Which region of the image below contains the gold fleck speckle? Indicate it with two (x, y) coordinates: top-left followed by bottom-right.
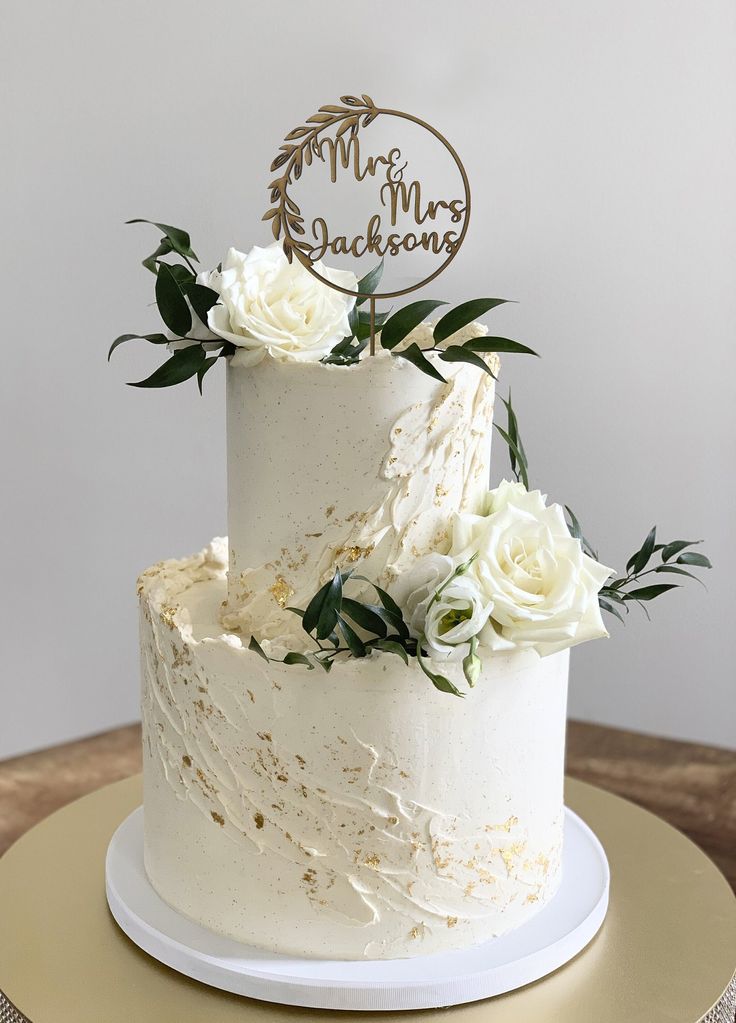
(258, 731), (273, 743)
(387, 816), (399, 826)
(269, 576), (294, 608)
(364, 853), (381, 868)
(254, 812), (265, 829)
(158, 603), (179, 630)
(525, 893), (539, 904)
(326, 505), (336, 517)
(409, 926), (419, 939)
(181, 755), (192, 768)
(334, 544), (374, 563)
(447, 916), (458, 928)
(486, 815), (519, 833)
(211, 811), (224, 826)
(247, 689), (255, 703)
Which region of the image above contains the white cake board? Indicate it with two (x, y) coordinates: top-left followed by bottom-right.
(105, 806), (609, 1012)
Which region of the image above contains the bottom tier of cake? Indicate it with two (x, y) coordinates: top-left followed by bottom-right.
(139, 540), (569, 960)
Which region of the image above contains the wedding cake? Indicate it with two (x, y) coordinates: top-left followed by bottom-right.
(113, 99), (710, 970)
(131, 232), (618, 959)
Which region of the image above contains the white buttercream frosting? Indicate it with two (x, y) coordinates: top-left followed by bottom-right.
(139, 545), (568, 959)
(224, 326), (498, 655)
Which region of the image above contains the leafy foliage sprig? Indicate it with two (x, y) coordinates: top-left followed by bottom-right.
(109, 220), (232, 391)
(322, 263), (539, 377)
(595, 530), (711, 622)
(493, 392), (712, 619)
(249, 555), (486, 698)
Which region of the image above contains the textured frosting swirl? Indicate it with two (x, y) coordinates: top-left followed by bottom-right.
(139, 548), (567, 959)
(223, 324), (498, 654)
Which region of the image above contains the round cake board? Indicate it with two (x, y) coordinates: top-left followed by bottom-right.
(105, 805), (609, 1012)
(4, 776), (735, 1023)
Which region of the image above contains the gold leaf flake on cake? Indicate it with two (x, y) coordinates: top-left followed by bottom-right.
(211, 811), (225, 826)
(334, 543), (375, 563)
(364, 853), (381, 868)
(485, 815), (519, 833)
(253, 812), (265, 829)
(158, 603), (179, 630)
(446, 916), (458, 928)
(269, 575), (294, 608)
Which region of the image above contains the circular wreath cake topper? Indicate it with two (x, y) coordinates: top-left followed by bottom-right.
(263, 94), (471, 302)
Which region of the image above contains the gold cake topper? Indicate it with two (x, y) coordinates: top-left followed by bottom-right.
(264, 94), (471, 352)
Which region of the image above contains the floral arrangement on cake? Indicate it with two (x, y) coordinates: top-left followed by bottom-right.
(111, 221), (711, 695)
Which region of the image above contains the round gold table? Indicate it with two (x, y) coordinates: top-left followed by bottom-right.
(1, 776), (734, 1023)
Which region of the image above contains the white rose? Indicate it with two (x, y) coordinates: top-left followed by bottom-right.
(450, 480), (614, 656)
(166, 268), (223, 352)
(206, 243), (357, 365)
(392, 553), (493, 662)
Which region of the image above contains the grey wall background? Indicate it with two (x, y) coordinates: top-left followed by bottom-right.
(1, 0), (734, 758)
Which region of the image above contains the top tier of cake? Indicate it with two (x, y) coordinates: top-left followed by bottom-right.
(222, 336), (499, 652)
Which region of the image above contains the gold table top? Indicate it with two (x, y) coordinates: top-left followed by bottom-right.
(1, 775), (734, 1022)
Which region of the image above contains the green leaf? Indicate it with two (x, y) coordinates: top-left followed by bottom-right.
(625, 583), (678, 600)
(196, 356), (218, 395)
(428, 672), (463, 697)
(662, 539), (701, 562)
(496, 390), (530, 490)
(565, 505), (583, 540)
(416, 636), (463, 697)
(347, 302), (359, 340)
(395, 343), (447, 383)
(167, 263), (195, 286)
(108, 333), (169, 360)
(433, 299), (512, 343)
(285, 607), (305, 618)
(185, 283), (220, 327)
(372, 638), (409, 664)
(155, 263), (192, 337)
(494, 424), (529, 489)
(380, 299), (447, 351)
(283, 652), (314, 669)
(128, 345), (206, 388)
(248, 636), (269, 661)
(302, 568), (343, 640)
(337, 615), (367, 657)
(357, 581), (410, 640)
(355, 259), (384, 305)
(675, 551), (711, 569)
(463, 337), (539, 358)
(627, 526), (657, 575)
(655, 565), (706, 586)
(142, 237), (173, 274)
(438, 345), (497, 378)
(355, 309), (390, 340)
(341, 598), (388, 638)
(599, 597), (626, 624)
(127, 219), (199, 262)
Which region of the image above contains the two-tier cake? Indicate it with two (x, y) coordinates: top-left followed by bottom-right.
(137, 296), (585, 959)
